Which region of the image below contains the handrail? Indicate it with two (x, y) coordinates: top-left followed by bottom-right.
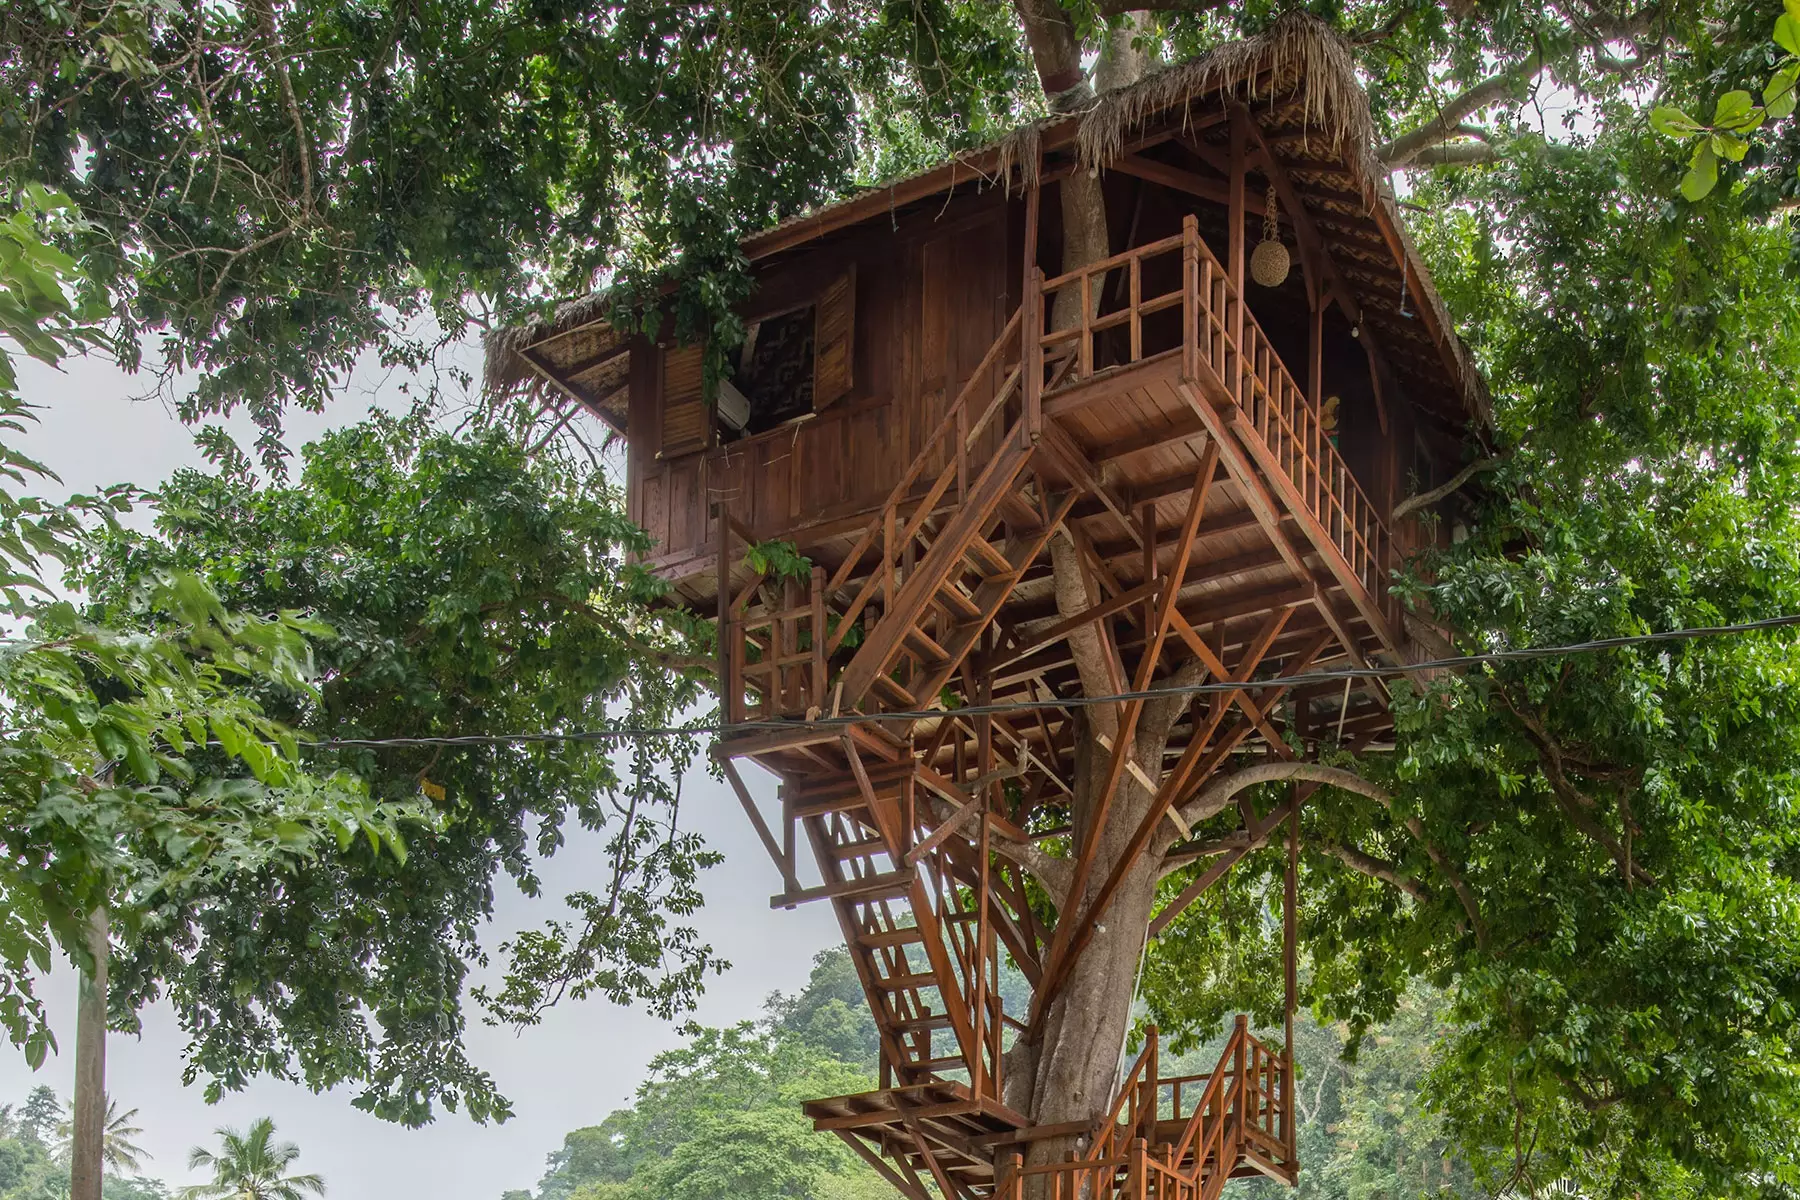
(1086, 1030), (1158, 1162)
(1181, 226), (1394, 610)
(1027, 219), (1397, 623)
(999, 1017), (1291, 1200)
(823, 308), (1024, 652)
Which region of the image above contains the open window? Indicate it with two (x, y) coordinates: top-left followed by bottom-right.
(657, 266), (856, 457)
(715, 266), (856, 442)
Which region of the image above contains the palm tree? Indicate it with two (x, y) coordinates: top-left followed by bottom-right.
(177, 1118), (325, 1200)
(54, 1097), (148, 1173)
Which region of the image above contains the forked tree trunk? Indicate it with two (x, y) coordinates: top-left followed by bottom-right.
(1004, 0), (1172, 1167)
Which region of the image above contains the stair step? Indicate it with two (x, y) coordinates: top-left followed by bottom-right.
(902, 624), (950, 662)
(893, 1013), (953, 1032)
(871, 673), (918, 708)
(830, 835), (891, 860)
(932, 580), (982, 621)
(968, 537), (1012, 576)
(856, 925), (924, 948)
(770, 870), (912, 908)
(873, 970), (940, 992)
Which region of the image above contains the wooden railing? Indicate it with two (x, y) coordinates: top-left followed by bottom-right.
(822, 308), (1027, 655)
(999, 1018), (1292, 1200)
(1031, 216), (1396, 625)
(720, 515), (829, 723)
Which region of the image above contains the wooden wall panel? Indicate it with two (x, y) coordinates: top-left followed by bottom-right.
(629, 189), (1013, 569)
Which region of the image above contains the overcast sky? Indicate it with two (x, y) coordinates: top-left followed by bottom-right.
(0, 348), (840, 1200)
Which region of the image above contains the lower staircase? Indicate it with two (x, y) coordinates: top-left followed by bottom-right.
(994, 1019), (1295, 1200)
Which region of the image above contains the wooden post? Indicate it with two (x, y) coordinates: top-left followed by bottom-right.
(716, 514), (735, 725)
(1233, 1013), (1249, 1141)
(810, 566), (826, 710)
(1182, 215), (1199, 381)
(1228, 107), (1248, 403)
(1284, 786), (1299, 1155)
(1130, 1137), (1148, 1200)
(1142, 1023), (1160, 1142)
(1024, 168), (1043, 444)
(1129, 253), (1143, 363)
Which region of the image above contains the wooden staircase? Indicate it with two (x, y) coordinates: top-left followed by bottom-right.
(783, 760), (1006, 1095)
(996, 1019), (1295, 1200)
(714, 221), (1354, 1200)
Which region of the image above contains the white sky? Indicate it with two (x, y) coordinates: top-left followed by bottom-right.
(1, 347), (840, 1200)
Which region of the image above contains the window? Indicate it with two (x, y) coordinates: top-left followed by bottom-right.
(656, 265), (856, 460)
(719, 304), (817, 438)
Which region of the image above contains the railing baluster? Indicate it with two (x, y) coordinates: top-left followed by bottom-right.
(1079, 271), (1093, 378)
(1131, 253), (1143, 363)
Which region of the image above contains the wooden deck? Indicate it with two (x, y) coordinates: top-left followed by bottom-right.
(710, 215), (1405, 756)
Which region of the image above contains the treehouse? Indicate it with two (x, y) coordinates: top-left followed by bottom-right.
(491, 16), (1487, 1200)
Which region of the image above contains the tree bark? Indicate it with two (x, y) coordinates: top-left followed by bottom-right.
(69, 906), (108, 1200)
(1006, 1), (1191, 1173)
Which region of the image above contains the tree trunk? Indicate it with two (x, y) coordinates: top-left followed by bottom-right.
(1007, 0), (1170, 1170)
(69, 906), (108, 1200)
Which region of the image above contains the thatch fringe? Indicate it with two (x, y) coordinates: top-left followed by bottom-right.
(484, 15), (1427, 407)
(994, 121), (1045, 192)
(1078, 13), (1376, 195)
(482, 289), (621, 397)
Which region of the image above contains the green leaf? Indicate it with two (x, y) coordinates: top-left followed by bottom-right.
(1779, 12), (1800, 54)
(1766, 62), (1800, 119)
(1681, 141), (1720, 200)
(1650, 106), (1703, 137)
(1712, 90), (1763, 132)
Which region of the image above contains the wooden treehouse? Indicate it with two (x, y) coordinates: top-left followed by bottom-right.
(492, 17), (1487, 1200)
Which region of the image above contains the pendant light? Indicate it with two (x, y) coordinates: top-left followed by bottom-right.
(1250, 184), (1291, 288)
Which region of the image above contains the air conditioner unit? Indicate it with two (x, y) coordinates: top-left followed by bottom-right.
(716, 378), (752, 433)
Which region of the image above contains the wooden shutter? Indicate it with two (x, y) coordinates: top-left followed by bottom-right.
(659, 343), (709, 459)
(812, 265), (856, 412)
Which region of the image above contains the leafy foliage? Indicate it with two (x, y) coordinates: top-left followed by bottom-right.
(79, 416), (722, 1125)
(0, 170), (417, 1084)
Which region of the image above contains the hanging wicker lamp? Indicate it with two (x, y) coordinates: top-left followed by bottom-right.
(1250, 184), (1290, 288)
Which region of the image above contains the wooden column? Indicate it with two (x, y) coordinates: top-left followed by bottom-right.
(1227, 107), (1248, 402)
(1308, 301), (1324, 407)
(1023, 158), (1043, 443)
(716, 512), (735, 723)
(1283, 785), (1299, 1154)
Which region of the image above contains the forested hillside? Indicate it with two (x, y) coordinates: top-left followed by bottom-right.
(507, 950), (1477, 1200)
(0, 1089), (163, 1200)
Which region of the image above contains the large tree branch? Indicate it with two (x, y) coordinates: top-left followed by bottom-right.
(1392, 452), (1508, 520)
(1398, 141), (1498, 169)
(1320, 841), (1432, 904)
(1380, 6), (1665, 167)
(1140, 656), (1210, 752)
(1502, 694), (1657, 887)
(918, 790), (1074, 905)
(1178, 762), (1391, 826)
(1380, 53), (1545, 168)
(1174, 762), (1490, 944)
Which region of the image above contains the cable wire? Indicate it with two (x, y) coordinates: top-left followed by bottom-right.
(296, 612), (1800, 750)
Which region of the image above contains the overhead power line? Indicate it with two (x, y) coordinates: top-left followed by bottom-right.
(298, 612), (1800, 751)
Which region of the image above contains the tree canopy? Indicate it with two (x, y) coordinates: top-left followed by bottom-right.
(79, 415), (718, 1125)
(10, 0), (1800, 1191)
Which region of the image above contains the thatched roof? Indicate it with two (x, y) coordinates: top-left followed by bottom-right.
(486, 13), (1488, 438)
